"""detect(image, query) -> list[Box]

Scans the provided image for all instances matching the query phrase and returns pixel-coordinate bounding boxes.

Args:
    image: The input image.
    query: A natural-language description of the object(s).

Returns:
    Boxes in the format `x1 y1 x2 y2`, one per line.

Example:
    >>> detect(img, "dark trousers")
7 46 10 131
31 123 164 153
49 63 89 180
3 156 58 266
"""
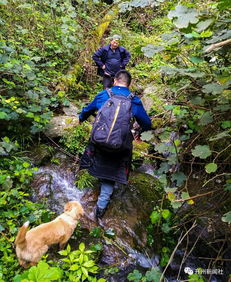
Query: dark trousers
103 74 114 89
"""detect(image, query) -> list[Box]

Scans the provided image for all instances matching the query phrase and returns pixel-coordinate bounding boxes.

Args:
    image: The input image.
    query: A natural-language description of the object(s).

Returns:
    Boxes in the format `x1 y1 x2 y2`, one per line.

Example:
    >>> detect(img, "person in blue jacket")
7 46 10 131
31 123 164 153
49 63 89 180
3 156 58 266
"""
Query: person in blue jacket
79 70 151 219
92 34 131 89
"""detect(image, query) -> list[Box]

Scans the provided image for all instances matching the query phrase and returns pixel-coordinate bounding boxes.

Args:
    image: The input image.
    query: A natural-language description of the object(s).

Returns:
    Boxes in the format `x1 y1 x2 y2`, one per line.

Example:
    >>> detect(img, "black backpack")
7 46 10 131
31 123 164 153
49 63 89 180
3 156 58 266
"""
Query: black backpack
91 88 134 152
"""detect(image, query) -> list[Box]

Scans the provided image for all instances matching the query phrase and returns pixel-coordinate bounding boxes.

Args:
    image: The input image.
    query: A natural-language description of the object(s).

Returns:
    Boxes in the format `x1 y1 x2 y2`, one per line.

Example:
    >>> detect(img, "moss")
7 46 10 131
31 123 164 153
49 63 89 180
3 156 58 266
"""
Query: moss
129 171 163 204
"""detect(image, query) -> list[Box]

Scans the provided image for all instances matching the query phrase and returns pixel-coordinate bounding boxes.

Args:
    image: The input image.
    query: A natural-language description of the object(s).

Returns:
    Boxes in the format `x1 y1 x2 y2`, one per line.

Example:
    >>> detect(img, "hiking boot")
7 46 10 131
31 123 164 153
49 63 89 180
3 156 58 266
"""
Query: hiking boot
95 206 106 219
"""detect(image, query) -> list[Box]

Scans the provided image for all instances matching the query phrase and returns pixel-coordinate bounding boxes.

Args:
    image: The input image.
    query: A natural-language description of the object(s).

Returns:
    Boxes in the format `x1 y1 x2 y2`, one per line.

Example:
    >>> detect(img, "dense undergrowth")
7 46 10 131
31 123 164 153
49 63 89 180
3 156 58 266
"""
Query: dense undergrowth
0 0 230 281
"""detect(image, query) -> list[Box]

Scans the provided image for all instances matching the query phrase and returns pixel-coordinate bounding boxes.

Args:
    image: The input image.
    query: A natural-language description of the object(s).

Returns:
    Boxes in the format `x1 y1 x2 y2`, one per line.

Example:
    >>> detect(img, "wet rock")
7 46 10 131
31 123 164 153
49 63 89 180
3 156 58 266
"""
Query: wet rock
31 162 163 267
28 144 52 165
44 115 79 138
63 102 79 117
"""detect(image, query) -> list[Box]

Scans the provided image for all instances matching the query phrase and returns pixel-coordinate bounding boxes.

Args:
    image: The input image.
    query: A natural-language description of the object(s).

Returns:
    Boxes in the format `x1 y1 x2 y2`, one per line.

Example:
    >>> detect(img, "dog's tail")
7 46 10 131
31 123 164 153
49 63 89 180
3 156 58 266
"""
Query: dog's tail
15 221 29 249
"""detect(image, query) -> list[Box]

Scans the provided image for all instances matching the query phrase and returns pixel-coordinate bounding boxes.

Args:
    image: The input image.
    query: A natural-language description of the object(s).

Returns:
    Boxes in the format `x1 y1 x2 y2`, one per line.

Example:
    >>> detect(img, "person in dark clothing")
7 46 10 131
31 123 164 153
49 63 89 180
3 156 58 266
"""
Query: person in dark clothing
92 35 131 89
79 70 151 219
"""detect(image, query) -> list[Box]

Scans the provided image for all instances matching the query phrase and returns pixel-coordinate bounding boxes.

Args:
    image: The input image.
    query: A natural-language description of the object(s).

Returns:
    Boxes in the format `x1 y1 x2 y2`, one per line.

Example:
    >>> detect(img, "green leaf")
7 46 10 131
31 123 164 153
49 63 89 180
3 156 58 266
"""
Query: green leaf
195 19 213 32
188 273 204 282
79 242 85 252
0 112 8 119
22 162 30 168
221 121 231 129
202 83 224 95
141 44 165 58
217 0 231 10
81 266 89 277
161 209 171 219
199 111 213 126
127 269 142 281
168 5 199 28
141 130 154 141
224 180 231 191
145 267 162 281
28 261 62 281
189 56 204 64
205 163 217 173
161 223 171 233
191 145 212 159
0 0 8 5
221 211 231 223
70 264 79 271
150 211 161 224
83 260 95 268
171 172 186 186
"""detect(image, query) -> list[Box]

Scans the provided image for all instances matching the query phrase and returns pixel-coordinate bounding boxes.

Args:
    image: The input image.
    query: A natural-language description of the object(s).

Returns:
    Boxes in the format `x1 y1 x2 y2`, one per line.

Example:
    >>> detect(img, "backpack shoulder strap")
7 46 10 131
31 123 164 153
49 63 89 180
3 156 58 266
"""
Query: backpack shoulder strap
127 92 135 99
106 88 114 98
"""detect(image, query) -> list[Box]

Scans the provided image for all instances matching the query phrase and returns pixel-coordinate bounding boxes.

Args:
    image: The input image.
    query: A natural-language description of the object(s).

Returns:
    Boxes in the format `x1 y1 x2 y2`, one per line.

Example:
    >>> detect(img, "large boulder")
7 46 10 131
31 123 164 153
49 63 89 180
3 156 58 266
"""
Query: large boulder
44 115 79 138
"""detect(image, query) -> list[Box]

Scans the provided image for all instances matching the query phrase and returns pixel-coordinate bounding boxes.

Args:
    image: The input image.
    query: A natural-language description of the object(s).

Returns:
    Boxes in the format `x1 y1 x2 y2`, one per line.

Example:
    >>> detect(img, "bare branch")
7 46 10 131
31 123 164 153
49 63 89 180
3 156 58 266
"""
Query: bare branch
204 38 231 53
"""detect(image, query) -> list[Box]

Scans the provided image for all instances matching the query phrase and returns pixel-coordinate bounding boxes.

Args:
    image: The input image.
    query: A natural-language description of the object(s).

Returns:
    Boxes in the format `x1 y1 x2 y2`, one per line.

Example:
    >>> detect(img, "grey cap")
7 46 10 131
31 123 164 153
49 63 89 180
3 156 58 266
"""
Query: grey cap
111 34 122 40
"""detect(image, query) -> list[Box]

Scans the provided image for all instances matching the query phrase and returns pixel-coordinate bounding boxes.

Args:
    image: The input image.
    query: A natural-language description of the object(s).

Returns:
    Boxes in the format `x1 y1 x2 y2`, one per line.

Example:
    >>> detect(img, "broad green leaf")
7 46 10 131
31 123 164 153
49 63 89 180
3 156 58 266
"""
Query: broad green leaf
190 56 204 64
150 211 161 224
168 5 199 28
221 121 231 129
79 242 85 252
0 0 8 4
217 0 231 10
171 172 186 186
70 264 79 271
145 267 162 281
81 267 89 277
191 145 212 159
190 96 205 106
195 19 213 32
161 209 171 219
200 30 213 38
0 112 8 119
205 163 217 173
224 180 231 191
202 83 224 95
141 130 154 141
141 44 165 58
22 162 30 168
83 260 95 268
161 223 171 233
171 201 182 209
167 192 175 201
222 211 231 223
199 111 213 126
127 269 142 281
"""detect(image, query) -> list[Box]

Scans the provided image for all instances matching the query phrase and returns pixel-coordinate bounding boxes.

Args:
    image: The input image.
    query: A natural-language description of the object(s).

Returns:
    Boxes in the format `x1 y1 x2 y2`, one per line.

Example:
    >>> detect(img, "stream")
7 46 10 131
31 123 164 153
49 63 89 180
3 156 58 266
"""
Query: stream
30 152 230 281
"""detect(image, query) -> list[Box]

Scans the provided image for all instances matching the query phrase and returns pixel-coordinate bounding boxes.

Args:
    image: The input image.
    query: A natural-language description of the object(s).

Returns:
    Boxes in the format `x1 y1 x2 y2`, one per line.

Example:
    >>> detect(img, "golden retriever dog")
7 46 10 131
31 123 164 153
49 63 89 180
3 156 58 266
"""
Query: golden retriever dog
15 201 84 268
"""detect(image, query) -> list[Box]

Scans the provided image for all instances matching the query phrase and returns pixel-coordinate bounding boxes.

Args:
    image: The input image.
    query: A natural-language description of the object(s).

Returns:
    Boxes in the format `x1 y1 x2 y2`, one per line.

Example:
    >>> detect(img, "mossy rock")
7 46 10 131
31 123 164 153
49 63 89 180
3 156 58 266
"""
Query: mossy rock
28 144 53 165
129 171 163 204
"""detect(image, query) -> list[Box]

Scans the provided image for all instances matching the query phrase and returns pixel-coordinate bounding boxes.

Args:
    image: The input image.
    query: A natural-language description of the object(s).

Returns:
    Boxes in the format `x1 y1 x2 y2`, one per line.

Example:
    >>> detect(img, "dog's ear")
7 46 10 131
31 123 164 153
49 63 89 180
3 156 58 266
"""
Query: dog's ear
64 202 73 212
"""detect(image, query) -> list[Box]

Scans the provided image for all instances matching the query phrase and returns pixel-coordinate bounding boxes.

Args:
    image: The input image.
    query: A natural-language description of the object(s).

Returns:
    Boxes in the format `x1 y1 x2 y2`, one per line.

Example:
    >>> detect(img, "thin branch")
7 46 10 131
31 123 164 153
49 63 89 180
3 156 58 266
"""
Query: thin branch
160 221 197 281
204 38 231 53
213 143 231 162
174 189 220 202
202 173 231 187
43 133 78 161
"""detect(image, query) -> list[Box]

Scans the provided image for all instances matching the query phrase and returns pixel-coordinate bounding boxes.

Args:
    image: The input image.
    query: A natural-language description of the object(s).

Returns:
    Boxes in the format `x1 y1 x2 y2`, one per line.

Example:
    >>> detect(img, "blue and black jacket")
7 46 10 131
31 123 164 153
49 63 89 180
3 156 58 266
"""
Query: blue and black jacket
92 45 131 76
79 86 152 184
79 86 151 132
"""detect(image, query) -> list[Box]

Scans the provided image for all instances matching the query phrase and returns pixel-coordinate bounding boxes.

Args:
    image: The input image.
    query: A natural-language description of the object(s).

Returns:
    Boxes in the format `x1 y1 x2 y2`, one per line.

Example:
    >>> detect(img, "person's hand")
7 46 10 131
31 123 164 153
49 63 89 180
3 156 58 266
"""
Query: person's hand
102 65 106 70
